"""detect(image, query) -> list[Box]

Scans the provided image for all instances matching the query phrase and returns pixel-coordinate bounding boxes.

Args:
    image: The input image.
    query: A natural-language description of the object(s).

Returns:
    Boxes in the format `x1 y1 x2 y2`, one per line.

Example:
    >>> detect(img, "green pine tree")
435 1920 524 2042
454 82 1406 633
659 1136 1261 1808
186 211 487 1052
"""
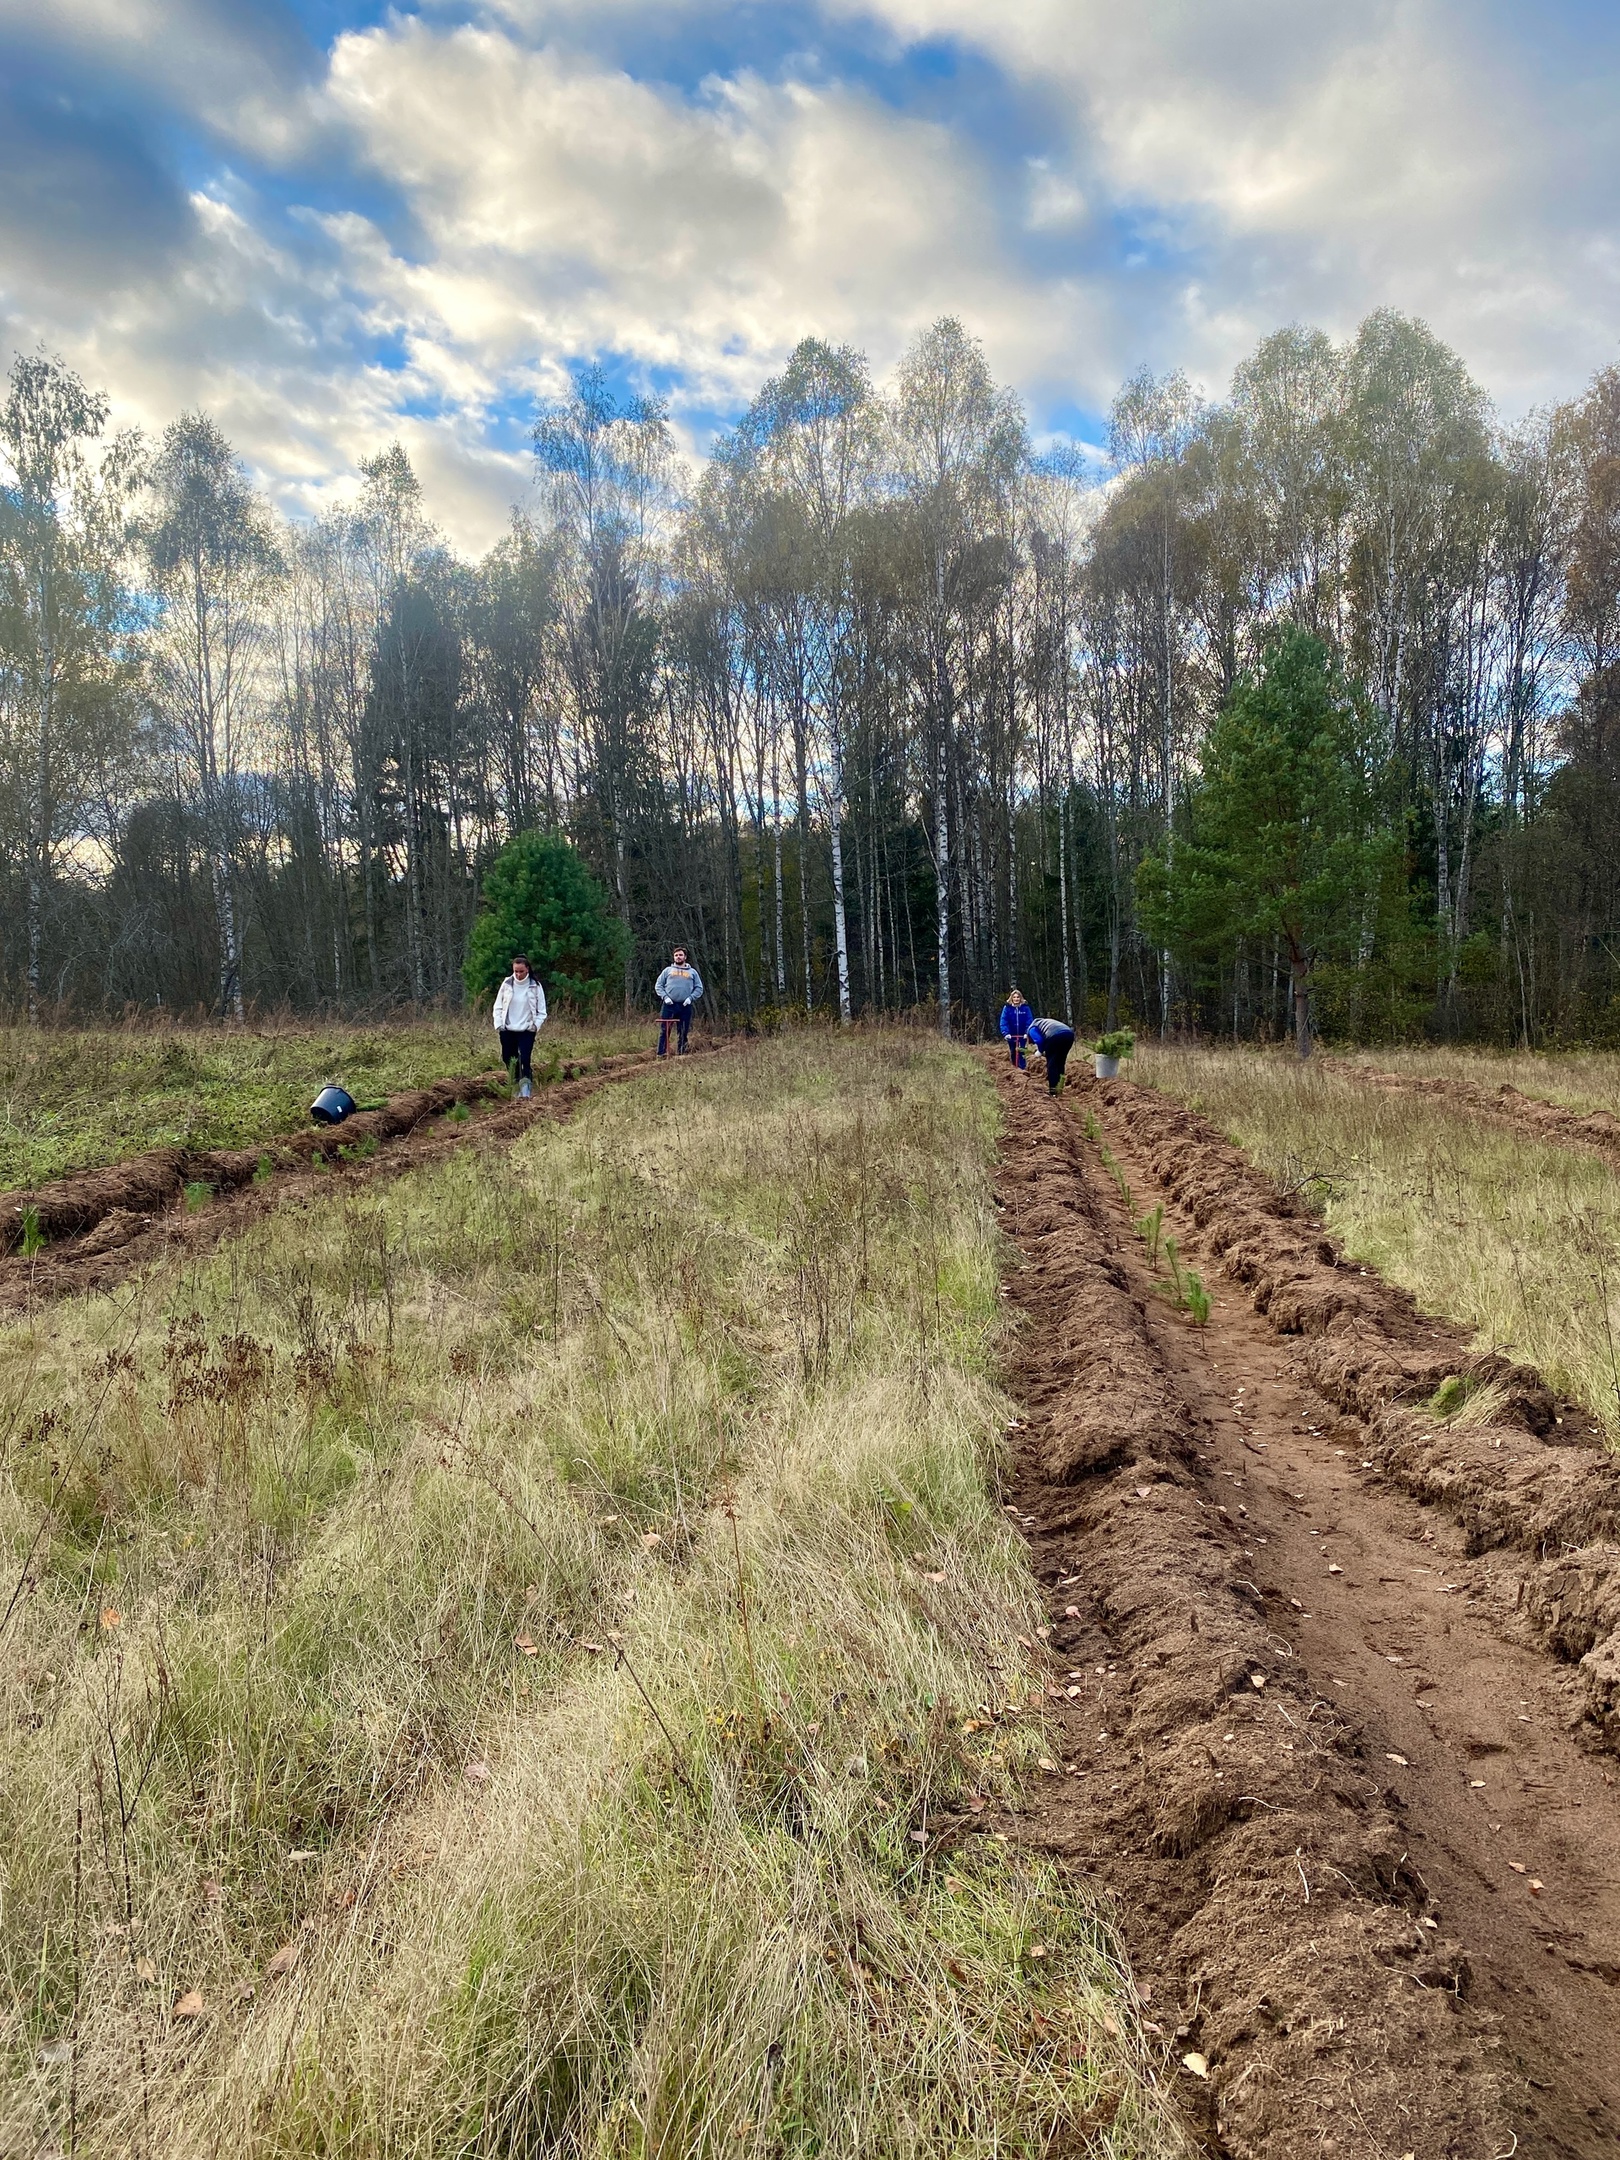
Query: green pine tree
464 832 628 1013
1138 627 1404 1058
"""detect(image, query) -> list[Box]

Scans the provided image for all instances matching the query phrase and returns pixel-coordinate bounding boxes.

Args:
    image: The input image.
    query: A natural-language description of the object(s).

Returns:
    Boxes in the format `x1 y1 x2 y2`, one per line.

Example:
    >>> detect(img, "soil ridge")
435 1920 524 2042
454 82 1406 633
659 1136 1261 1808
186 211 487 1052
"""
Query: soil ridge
1316 1054 1620 1166
990 1060 1515 2158
1101 1076 1620 1745
0 1047 716 1311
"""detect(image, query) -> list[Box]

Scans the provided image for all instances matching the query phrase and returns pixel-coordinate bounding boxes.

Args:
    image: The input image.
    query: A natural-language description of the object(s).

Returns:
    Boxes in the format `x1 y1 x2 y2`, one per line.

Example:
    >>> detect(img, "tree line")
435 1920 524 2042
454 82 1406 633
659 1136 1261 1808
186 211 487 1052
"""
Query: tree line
4 310 1620 1041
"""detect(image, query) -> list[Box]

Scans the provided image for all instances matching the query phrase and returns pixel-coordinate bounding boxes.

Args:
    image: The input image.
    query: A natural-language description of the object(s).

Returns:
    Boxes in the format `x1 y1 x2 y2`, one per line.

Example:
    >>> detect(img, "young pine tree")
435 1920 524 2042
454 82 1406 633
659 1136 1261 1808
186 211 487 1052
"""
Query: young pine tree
1138 627 1402 1058
464 832 628 1013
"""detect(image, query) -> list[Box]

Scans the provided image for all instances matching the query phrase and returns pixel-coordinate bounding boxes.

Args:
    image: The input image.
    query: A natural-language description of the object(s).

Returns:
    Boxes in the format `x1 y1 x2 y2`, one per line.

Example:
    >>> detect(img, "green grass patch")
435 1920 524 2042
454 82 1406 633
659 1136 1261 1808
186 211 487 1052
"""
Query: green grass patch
0 1016 647 1189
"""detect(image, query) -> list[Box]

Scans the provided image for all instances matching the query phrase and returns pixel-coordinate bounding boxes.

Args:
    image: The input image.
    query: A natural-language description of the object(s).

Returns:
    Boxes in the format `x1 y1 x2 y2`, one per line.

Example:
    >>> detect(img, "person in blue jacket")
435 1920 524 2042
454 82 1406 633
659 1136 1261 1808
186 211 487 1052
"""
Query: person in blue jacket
999 987 1033 1068
1026 1015 1076 1095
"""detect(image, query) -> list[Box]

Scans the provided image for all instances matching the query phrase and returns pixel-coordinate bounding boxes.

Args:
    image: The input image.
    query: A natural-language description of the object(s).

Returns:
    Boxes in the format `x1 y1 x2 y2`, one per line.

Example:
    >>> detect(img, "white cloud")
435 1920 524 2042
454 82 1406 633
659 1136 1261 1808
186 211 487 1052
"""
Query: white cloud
319 22 1028 381
4 0 1620 553
826 0 1620 404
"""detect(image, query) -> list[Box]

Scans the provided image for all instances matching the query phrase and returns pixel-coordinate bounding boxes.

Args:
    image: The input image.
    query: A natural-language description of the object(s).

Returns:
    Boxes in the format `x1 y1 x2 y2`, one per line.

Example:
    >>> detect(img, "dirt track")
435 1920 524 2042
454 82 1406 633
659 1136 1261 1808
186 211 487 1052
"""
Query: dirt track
994 1059 1620 2159
1318 1054 1620 1169
0 1046 714 1311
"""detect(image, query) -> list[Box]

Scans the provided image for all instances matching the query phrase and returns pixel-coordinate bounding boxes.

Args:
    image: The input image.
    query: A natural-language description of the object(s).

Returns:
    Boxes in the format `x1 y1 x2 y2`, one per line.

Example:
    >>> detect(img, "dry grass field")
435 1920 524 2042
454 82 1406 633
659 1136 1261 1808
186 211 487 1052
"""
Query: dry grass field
0 1016 652 1190
1135 1043 1620 1442
0 1036 1175 2159
1330 1044 1620 1117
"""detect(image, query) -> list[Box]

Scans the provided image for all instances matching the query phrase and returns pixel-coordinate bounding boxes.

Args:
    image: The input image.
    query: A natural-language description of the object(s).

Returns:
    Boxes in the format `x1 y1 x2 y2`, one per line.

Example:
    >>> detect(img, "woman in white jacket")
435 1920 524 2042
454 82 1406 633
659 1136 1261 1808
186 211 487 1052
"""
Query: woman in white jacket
492 955 547 1097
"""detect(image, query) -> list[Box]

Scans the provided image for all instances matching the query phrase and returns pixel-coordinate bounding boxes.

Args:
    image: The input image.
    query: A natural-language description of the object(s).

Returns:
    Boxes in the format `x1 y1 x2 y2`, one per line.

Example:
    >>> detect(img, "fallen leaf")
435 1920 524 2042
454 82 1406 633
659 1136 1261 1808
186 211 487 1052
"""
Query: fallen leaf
289 1848 317 1862
233 1981 256 2003
173 1990 205 2019
1508 1861 1527 1875
265 1943 301 1980
581 1639 605 1654
925 1571 947 1583
1038 1756 1059 1772
640 1532 663 1550
1181 2051 1210 2079
1529 1878 1544 1894
1027 1943 1048 1960
1134 1486 1152 1500
1249 1674 1267 1689
1385 1753 1409 1767
908 1829 928 1846
100 1607 123 1631
513 1631 539 1656
1327 1564 1344 1575
599 1515 620 1526
464 1761 491 1785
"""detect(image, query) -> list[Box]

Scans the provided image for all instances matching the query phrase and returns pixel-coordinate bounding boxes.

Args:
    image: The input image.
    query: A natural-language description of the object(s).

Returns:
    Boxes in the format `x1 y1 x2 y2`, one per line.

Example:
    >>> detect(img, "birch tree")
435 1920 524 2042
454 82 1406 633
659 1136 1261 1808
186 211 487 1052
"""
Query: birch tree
0 355 142 1017
142 414 281 1020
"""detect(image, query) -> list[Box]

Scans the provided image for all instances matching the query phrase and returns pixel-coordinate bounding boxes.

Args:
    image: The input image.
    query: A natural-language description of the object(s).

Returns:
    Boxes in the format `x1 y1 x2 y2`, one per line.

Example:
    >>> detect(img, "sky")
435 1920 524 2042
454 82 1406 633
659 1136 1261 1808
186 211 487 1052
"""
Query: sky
4 0 1620 551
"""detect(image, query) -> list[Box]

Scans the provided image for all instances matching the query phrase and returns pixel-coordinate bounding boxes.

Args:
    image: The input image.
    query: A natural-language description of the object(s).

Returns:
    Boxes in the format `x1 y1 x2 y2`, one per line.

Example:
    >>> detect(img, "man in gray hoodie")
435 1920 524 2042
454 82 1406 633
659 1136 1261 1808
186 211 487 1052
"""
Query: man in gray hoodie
654 947 703 1057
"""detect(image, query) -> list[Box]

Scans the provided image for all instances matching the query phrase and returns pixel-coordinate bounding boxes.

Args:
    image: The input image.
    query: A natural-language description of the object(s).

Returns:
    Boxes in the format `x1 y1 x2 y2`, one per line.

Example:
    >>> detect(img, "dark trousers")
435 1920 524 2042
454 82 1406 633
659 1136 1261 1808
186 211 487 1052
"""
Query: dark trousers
1005 1034 1027 1070
1040 1029 1074 1093
657 1001 692 1056
499 1028 536 1082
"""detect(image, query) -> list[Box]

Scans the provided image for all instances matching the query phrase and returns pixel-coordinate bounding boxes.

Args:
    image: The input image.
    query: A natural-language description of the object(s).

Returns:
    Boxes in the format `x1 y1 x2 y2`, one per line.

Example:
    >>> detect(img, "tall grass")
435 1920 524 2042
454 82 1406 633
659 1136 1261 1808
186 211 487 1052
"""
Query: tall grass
0 1014 649 1189
1 1035 1180 2159
1138 1044 1620 1441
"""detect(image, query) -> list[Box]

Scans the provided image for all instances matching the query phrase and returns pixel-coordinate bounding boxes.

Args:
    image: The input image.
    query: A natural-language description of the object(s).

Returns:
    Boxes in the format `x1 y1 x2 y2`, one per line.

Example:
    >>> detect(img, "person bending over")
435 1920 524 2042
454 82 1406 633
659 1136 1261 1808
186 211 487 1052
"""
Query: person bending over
999 986 1033 1069
493 955 547 1097
655 947 703 1057
1026 1015 1075 1095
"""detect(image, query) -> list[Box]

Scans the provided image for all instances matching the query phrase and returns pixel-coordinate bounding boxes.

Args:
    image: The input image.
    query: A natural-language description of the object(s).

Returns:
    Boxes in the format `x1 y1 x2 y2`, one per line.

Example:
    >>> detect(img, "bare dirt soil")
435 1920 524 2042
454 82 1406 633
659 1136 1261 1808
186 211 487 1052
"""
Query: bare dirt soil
991 1058 1620 2159
1318 1054 1620 1170
0 1047 718 1311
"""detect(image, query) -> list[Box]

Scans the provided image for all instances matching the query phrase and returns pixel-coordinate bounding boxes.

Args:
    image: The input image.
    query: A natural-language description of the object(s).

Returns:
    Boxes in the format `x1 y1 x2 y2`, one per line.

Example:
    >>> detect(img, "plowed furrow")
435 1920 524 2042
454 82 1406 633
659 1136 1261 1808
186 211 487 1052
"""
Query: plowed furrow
0 1047 719 1310
1069 1066 1620 2157
991 1060 1517 2160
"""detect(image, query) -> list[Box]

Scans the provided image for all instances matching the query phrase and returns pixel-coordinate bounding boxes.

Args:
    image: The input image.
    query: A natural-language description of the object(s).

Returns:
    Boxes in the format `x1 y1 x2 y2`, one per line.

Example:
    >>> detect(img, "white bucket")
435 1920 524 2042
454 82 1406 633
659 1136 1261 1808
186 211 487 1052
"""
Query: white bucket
1093 1054 1120 1080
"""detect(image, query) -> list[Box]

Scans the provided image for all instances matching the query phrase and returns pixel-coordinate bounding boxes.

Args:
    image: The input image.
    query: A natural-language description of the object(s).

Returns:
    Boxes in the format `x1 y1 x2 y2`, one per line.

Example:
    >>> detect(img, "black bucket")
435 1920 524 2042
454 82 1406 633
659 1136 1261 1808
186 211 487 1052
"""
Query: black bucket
310 1086 357 1126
